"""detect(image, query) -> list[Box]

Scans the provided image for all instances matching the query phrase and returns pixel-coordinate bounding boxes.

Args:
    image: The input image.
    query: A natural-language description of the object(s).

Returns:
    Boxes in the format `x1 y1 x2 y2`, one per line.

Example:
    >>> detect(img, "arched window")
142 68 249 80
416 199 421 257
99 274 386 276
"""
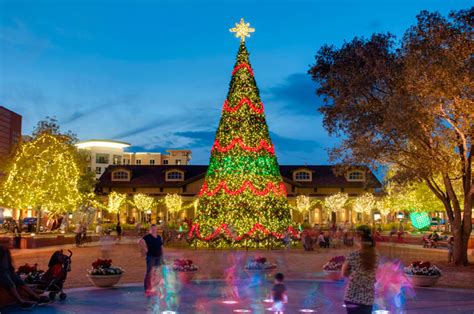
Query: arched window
166 171 183 181
348 171 364 181
112 171 129 181
294 171 311 181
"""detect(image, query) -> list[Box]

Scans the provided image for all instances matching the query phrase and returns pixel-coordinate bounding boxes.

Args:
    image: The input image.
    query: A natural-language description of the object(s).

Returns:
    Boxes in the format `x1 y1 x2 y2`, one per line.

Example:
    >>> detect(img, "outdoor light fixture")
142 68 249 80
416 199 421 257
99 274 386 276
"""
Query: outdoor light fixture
396 212 404 219
68 214 73 219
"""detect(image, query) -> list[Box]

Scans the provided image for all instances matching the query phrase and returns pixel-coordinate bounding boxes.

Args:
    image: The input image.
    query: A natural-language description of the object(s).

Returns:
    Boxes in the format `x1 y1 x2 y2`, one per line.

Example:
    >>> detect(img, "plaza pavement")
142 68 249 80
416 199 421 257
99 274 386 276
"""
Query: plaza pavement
9 237 474 290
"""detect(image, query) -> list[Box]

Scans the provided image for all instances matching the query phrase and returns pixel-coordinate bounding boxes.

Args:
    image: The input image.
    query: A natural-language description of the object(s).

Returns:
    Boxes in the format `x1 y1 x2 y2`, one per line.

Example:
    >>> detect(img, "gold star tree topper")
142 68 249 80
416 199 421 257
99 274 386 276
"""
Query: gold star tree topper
230 18 255 42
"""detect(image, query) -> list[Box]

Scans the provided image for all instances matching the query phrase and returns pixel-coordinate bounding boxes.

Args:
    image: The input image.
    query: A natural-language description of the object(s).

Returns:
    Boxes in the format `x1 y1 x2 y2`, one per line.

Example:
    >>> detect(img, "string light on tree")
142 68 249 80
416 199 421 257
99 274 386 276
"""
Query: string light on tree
165 193 183 214
107 192 126 221
323 193 349 215
0 132 84 218
191 19 292 247
133 193 156 222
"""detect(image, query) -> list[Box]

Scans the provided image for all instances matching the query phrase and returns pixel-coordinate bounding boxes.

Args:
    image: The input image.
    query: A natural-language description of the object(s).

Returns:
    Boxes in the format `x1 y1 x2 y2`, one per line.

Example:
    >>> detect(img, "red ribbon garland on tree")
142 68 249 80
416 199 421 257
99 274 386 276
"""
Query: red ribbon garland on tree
222 98 264 114
198 180 287 197
212 138 275 154
232 63 254 76
188 222 299 241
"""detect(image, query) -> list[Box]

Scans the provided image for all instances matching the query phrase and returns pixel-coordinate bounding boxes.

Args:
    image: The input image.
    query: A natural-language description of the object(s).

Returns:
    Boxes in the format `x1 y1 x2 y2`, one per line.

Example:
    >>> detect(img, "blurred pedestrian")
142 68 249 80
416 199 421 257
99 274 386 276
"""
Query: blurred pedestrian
341 229 378 314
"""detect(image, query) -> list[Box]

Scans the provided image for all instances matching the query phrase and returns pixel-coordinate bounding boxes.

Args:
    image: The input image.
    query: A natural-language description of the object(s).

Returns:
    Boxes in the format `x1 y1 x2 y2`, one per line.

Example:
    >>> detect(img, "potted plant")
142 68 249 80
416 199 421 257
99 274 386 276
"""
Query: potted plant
172 259 198 284
323 256 346 281
86 259 123 287
17 263 44 284
404 261 441 287
244 256 277 271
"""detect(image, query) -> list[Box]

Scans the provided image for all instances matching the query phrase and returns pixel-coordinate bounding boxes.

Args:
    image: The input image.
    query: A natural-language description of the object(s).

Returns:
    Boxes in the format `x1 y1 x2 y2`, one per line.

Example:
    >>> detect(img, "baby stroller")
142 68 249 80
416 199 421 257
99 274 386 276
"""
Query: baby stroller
35 250 73 301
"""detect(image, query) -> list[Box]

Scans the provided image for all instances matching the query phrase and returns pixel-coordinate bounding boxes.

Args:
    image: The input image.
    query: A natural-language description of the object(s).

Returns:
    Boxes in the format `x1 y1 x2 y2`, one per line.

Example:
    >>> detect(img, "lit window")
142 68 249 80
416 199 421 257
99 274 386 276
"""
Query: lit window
163 159 169 165
136 159 141 165
112 171 129 180
175 159 182 165
348 171 364 181
166 171 183 181
95 167 102 174
96 154 109 164
113 155 122 165
150 159 155 165
295 171 311 181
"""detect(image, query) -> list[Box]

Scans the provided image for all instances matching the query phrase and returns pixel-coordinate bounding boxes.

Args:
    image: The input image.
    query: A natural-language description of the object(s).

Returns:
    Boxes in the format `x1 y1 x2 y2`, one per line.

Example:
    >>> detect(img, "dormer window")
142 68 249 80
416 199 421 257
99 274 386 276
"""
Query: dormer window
347 170 364 182
111 170 130 181
166 170 184 181
294 170 312 182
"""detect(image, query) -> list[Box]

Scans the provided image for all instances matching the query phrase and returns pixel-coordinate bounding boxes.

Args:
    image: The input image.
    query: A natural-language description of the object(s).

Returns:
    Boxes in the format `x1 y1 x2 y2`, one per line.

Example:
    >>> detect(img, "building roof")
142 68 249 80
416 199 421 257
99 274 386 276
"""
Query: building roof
97 164 382 190
75 139 131 149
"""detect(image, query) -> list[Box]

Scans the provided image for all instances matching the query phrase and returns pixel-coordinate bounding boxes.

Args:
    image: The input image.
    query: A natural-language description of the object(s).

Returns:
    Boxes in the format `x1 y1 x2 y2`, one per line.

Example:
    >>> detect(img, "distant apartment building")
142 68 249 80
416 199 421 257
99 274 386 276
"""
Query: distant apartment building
0 106 22 157
123 150 192 166
75 139 192 179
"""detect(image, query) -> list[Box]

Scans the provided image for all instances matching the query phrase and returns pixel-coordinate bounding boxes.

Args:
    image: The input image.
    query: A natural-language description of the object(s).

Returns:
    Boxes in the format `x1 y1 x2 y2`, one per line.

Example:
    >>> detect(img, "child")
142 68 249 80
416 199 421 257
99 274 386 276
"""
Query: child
272 273 287 313
447 236 454 263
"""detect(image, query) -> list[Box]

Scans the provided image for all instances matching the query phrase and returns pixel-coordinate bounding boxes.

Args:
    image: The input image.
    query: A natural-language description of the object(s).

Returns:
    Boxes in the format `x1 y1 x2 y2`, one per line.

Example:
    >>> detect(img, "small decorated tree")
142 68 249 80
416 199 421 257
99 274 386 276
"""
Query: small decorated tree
132 194 156 223
352 193 376 223
323 193 349 222
107 192 126 221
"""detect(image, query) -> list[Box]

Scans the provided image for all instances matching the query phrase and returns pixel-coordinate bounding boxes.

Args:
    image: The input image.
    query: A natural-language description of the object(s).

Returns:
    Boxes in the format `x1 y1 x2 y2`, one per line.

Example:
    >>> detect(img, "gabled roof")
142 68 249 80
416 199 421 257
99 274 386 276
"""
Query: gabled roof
97 165 382 190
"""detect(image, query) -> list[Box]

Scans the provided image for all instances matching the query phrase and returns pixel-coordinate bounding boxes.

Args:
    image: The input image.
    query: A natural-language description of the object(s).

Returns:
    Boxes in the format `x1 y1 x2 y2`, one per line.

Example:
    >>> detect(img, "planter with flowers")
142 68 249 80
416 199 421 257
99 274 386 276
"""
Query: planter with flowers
172 259 198 284
323 256 346 281
86 259 123 287
17 263 44 284
404 261 441 287
245 256 277 271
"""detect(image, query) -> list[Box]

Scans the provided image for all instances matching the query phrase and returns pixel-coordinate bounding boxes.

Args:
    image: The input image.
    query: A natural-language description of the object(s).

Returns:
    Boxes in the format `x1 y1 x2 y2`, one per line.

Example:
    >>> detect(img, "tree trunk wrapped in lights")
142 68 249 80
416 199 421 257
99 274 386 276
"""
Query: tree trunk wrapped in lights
190 19 293 247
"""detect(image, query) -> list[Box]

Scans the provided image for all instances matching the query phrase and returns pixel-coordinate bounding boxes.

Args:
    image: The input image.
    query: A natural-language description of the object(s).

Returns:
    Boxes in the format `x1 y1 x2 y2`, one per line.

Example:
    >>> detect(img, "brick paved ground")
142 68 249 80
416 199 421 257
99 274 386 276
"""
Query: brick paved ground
9 238 474 290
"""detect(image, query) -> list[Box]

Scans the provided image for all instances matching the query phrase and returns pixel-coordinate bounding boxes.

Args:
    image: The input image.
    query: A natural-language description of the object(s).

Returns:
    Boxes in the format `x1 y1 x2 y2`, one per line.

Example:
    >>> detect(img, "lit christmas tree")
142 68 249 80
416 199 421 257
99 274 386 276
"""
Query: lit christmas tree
190 19 293 247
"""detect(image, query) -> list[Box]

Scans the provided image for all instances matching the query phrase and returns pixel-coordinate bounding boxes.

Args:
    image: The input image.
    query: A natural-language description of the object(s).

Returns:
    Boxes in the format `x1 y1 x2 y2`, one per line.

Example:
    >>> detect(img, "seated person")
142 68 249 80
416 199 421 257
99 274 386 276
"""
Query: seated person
0 239 48 309
317 233 329 248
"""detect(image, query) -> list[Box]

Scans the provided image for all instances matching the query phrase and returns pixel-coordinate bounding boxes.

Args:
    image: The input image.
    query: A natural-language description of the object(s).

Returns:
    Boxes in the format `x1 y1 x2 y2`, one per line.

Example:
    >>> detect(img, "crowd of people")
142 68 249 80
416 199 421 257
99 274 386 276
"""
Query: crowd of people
301 221 354 251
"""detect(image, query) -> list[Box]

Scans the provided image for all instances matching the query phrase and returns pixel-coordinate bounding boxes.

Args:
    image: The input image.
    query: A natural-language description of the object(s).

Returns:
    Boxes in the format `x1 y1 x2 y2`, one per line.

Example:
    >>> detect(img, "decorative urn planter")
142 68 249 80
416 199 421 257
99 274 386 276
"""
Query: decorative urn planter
172 259 199 284
406 274 440 287
87 259 124 288
404 261 442 287
176 271 198 285
86 273 123 287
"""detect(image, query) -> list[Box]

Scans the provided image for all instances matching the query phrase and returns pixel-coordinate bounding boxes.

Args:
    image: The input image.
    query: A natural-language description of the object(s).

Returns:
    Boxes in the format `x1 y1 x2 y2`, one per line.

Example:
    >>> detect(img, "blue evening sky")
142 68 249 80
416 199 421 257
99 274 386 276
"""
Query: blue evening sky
0 0 470 164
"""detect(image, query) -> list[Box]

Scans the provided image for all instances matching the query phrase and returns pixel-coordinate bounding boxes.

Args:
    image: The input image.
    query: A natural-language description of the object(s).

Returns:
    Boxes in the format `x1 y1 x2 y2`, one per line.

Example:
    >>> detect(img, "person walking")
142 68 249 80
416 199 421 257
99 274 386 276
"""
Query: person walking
341 228 378 314
116 222 122 240
74 222 82 247
138 224 163 295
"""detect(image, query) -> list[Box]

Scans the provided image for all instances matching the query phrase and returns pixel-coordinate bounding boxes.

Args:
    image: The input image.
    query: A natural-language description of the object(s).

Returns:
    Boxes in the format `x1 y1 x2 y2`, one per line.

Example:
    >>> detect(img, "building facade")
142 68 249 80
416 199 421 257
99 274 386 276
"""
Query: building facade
96 165 382 225
76 139 192 179
0 106 22 157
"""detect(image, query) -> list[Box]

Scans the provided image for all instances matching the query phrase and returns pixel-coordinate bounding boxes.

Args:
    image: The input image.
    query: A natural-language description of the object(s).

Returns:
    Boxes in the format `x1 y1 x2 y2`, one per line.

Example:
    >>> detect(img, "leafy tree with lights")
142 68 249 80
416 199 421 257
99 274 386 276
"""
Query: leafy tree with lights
164 193 183 222
351 193 377 223
0 118 95 231
132 193 156 223
309 8 473 265
323 192 349 222
107 191 127 221
191 19 292 247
